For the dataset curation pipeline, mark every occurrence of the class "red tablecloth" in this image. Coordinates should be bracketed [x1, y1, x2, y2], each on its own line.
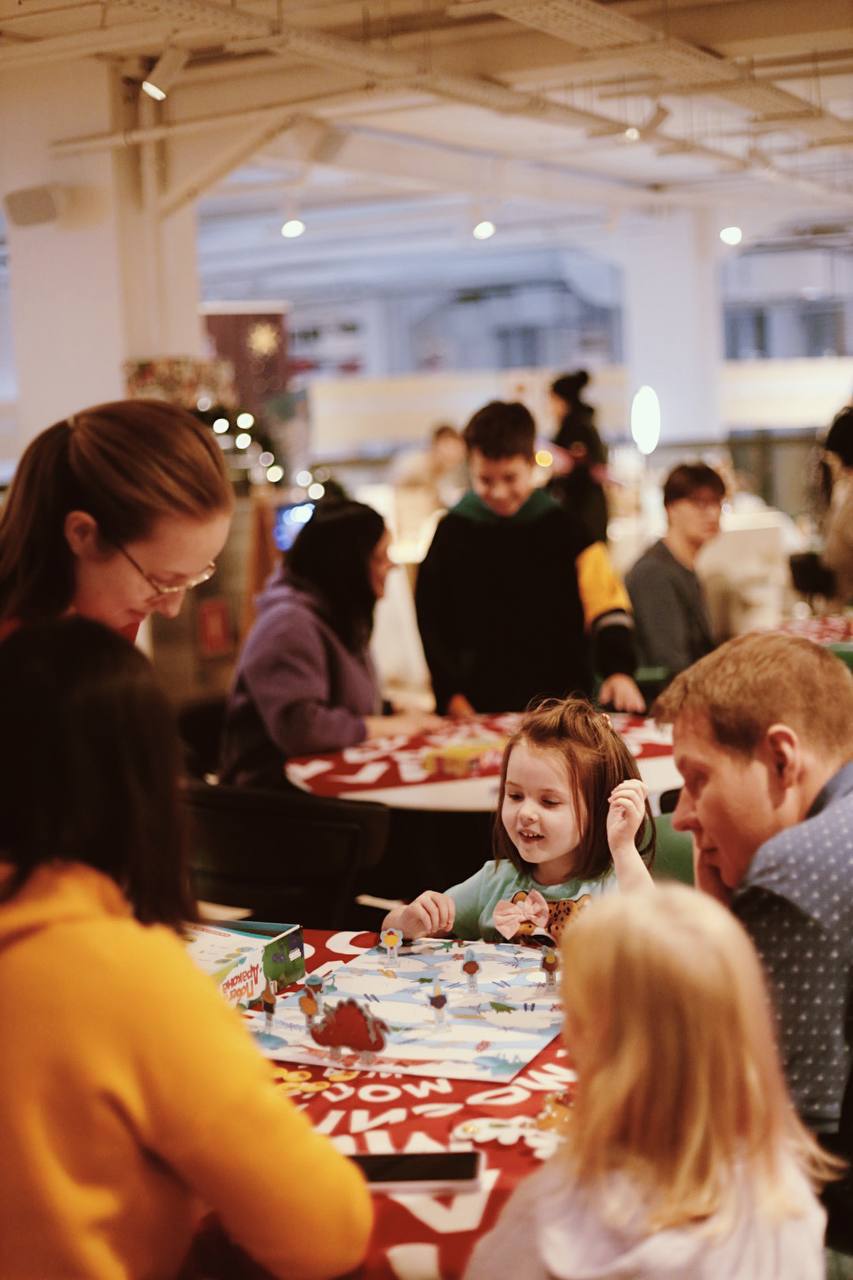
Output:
[288, 713, 674, 800]
[277, 930, 573, 1280]
[777, 615, 853, 645]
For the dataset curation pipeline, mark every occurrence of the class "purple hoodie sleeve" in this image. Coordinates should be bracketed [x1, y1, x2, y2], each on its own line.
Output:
[239, 603, 374, 757]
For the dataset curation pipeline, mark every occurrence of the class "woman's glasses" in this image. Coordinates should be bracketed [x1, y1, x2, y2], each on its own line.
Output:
[114, 543, 216, 598]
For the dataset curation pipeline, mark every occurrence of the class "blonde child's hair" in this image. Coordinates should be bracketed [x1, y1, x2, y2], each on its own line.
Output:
[560, 884, 841, 1231]
[493, 697, 655, 880]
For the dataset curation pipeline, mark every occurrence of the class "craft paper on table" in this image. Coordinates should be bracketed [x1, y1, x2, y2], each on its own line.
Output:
[187, 921, 305, 1008]
[244, 939, 563, 1083]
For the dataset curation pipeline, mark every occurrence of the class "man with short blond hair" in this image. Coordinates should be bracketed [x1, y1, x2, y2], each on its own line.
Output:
[655, 632, 853, 1242]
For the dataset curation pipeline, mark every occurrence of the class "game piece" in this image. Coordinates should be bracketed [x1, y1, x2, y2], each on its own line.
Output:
[261, 980, 276, 1030]
[536, 1089, 573, 1135]
[305, 972, 325, 1010]
[310, 998, 388, 1063]
[380, 927, 401, 962]
[541, 947, 559, 989]
[428, 980, 448, 1024]
[462, 948, 480, 992]
[298, 986, 319, 1026]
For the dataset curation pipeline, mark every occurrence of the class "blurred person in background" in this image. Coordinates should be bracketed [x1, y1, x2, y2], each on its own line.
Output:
[821, 406, 853, 604]
[221, 499, 440, 786]
[416, 401, 644, 718]
[625, 463, 724, 679]
[392, 423, 468, 513]
[547, 370, 609, 545]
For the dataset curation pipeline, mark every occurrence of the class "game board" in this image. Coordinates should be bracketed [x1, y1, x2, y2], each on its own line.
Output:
[243, 939, 563, 1083]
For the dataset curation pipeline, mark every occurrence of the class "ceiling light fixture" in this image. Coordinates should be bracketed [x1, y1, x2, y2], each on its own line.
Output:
[719, 225, 743, 246]
[281, 217, 306, 238]
[141, 47, 188, 101]
[624, 126, 640, 142]
[473, 219, 496, 240]
[631, 386, 661, 455]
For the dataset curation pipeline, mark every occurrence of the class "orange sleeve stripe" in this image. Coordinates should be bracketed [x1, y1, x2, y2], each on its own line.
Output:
[576, 541, 631, 631]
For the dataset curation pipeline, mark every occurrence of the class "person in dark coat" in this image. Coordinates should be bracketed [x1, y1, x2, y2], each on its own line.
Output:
[547, 371, 609, 544]
[415, 400, 644, 718]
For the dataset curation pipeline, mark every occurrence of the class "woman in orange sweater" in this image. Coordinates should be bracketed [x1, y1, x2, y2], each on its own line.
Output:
[0, 618, 372, 1280]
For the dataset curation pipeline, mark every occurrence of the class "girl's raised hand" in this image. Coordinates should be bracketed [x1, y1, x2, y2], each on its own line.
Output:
[397, 890, 456, 940]
[606, 779, 654, 890]
[606, 778, 649, 855]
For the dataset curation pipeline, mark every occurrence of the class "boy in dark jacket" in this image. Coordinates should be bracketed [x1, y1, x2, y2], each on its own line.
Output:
[415, 401, 644, 715]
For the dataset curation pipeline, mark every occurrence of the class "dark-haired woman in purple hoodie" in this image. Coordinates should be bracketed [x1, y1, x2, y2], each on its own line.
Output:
[220, 499, 439, 788]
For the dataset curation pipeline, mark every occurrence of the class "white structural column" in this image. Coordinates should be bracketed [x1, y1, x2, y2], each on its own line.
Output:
[0, 63, 205, 450]
[614, 209, 723, 442]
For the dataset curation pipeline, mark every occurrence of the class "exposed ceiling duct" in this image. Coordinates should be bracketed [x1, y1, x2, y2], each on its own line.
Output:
[450, 0, 853, 155]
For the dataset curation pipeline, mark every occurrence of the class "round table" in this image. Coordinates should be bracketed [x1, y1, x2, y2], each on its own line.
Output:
[286, 712, 682, 814]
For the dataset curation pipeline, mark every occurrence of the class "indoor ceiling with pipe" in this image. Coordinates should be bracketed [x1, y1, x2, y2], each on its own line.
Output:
[2, 0, 852, 300]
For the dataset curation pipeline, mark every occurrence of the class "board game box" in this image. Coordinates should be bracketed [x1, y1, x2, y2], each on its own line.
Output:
[242, 938, 563, 1083]
[187, 921, 305, 1007]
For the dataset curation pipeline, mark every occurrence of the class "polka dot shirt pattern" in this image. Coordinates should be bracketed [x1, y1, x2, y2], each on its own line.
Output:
[734, 762, 853, 1133]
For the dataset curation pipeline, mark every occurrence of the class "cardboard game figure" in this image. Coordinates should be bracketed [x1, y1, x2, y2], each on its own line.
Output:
[298, 986, 319, 1026]
[462, 949, 481, 993]
[310, 998, 389, 1064]
[428, 980, 448, 1024]
[380, 928, 401, 962]
[305, 972, 325, 1010]
[541, 947, 559, 989]
[262, 980, 276, 1030]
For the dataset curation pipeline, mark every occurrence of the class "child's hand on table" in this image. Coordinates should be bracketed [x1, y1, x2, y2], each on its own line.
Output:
[384, 890, 456, 941]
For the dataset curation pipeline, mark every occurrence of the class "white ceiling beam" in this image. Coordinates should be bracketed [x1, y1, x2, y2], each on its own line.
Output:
[264, 124, 656, 208]
[160, 110, 305, 217]
[110, 0, 270, 38]
[0, 19, 175, 68]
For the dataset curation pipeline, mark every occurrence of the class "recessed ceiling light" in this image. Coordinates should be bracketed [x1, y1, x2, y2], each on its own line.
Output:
[281, 218, 306, 238]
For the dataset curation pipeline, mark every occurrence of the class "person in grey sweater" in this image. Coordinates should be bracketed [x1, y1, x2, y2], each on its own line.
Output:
[625, 463, 724, 678]
[220, 500, 438, 788]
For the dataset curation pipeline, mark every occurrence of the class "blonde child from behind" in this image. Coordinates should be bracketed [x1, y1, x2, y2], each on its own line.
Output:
[464, 885, 837, 1280]
[382, 698, 654, 945]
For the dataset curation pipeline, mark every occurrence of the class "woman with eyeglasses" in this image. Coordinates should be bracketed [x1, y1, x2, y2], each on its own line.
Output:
[0, 400, 233, 641]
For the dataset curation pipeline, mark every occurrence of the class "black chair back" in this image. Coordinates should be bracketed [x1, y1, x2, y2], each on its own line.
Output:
[789, 552, 836, 600]
[183, 780, 389, 931]
[177, 695, 227, 779]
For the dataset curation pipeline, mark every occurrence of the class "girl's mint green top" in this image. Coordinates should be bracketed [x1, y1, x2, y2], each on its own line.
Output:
[446, 859, 615, 942]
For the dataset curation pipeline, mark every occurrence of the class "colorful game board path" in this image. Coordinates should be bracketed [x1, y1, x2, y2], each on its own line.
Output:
[286, 712, 682, 812]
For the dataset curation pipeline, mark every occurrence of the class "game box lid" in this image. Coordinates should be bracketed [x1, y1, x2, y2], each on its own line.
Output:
[186, 921, 305, 1007]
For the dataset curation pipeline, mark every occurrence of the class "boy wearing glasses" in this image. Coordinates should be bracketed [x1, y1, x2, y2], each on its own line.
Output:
[625, 462, 724, 679]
